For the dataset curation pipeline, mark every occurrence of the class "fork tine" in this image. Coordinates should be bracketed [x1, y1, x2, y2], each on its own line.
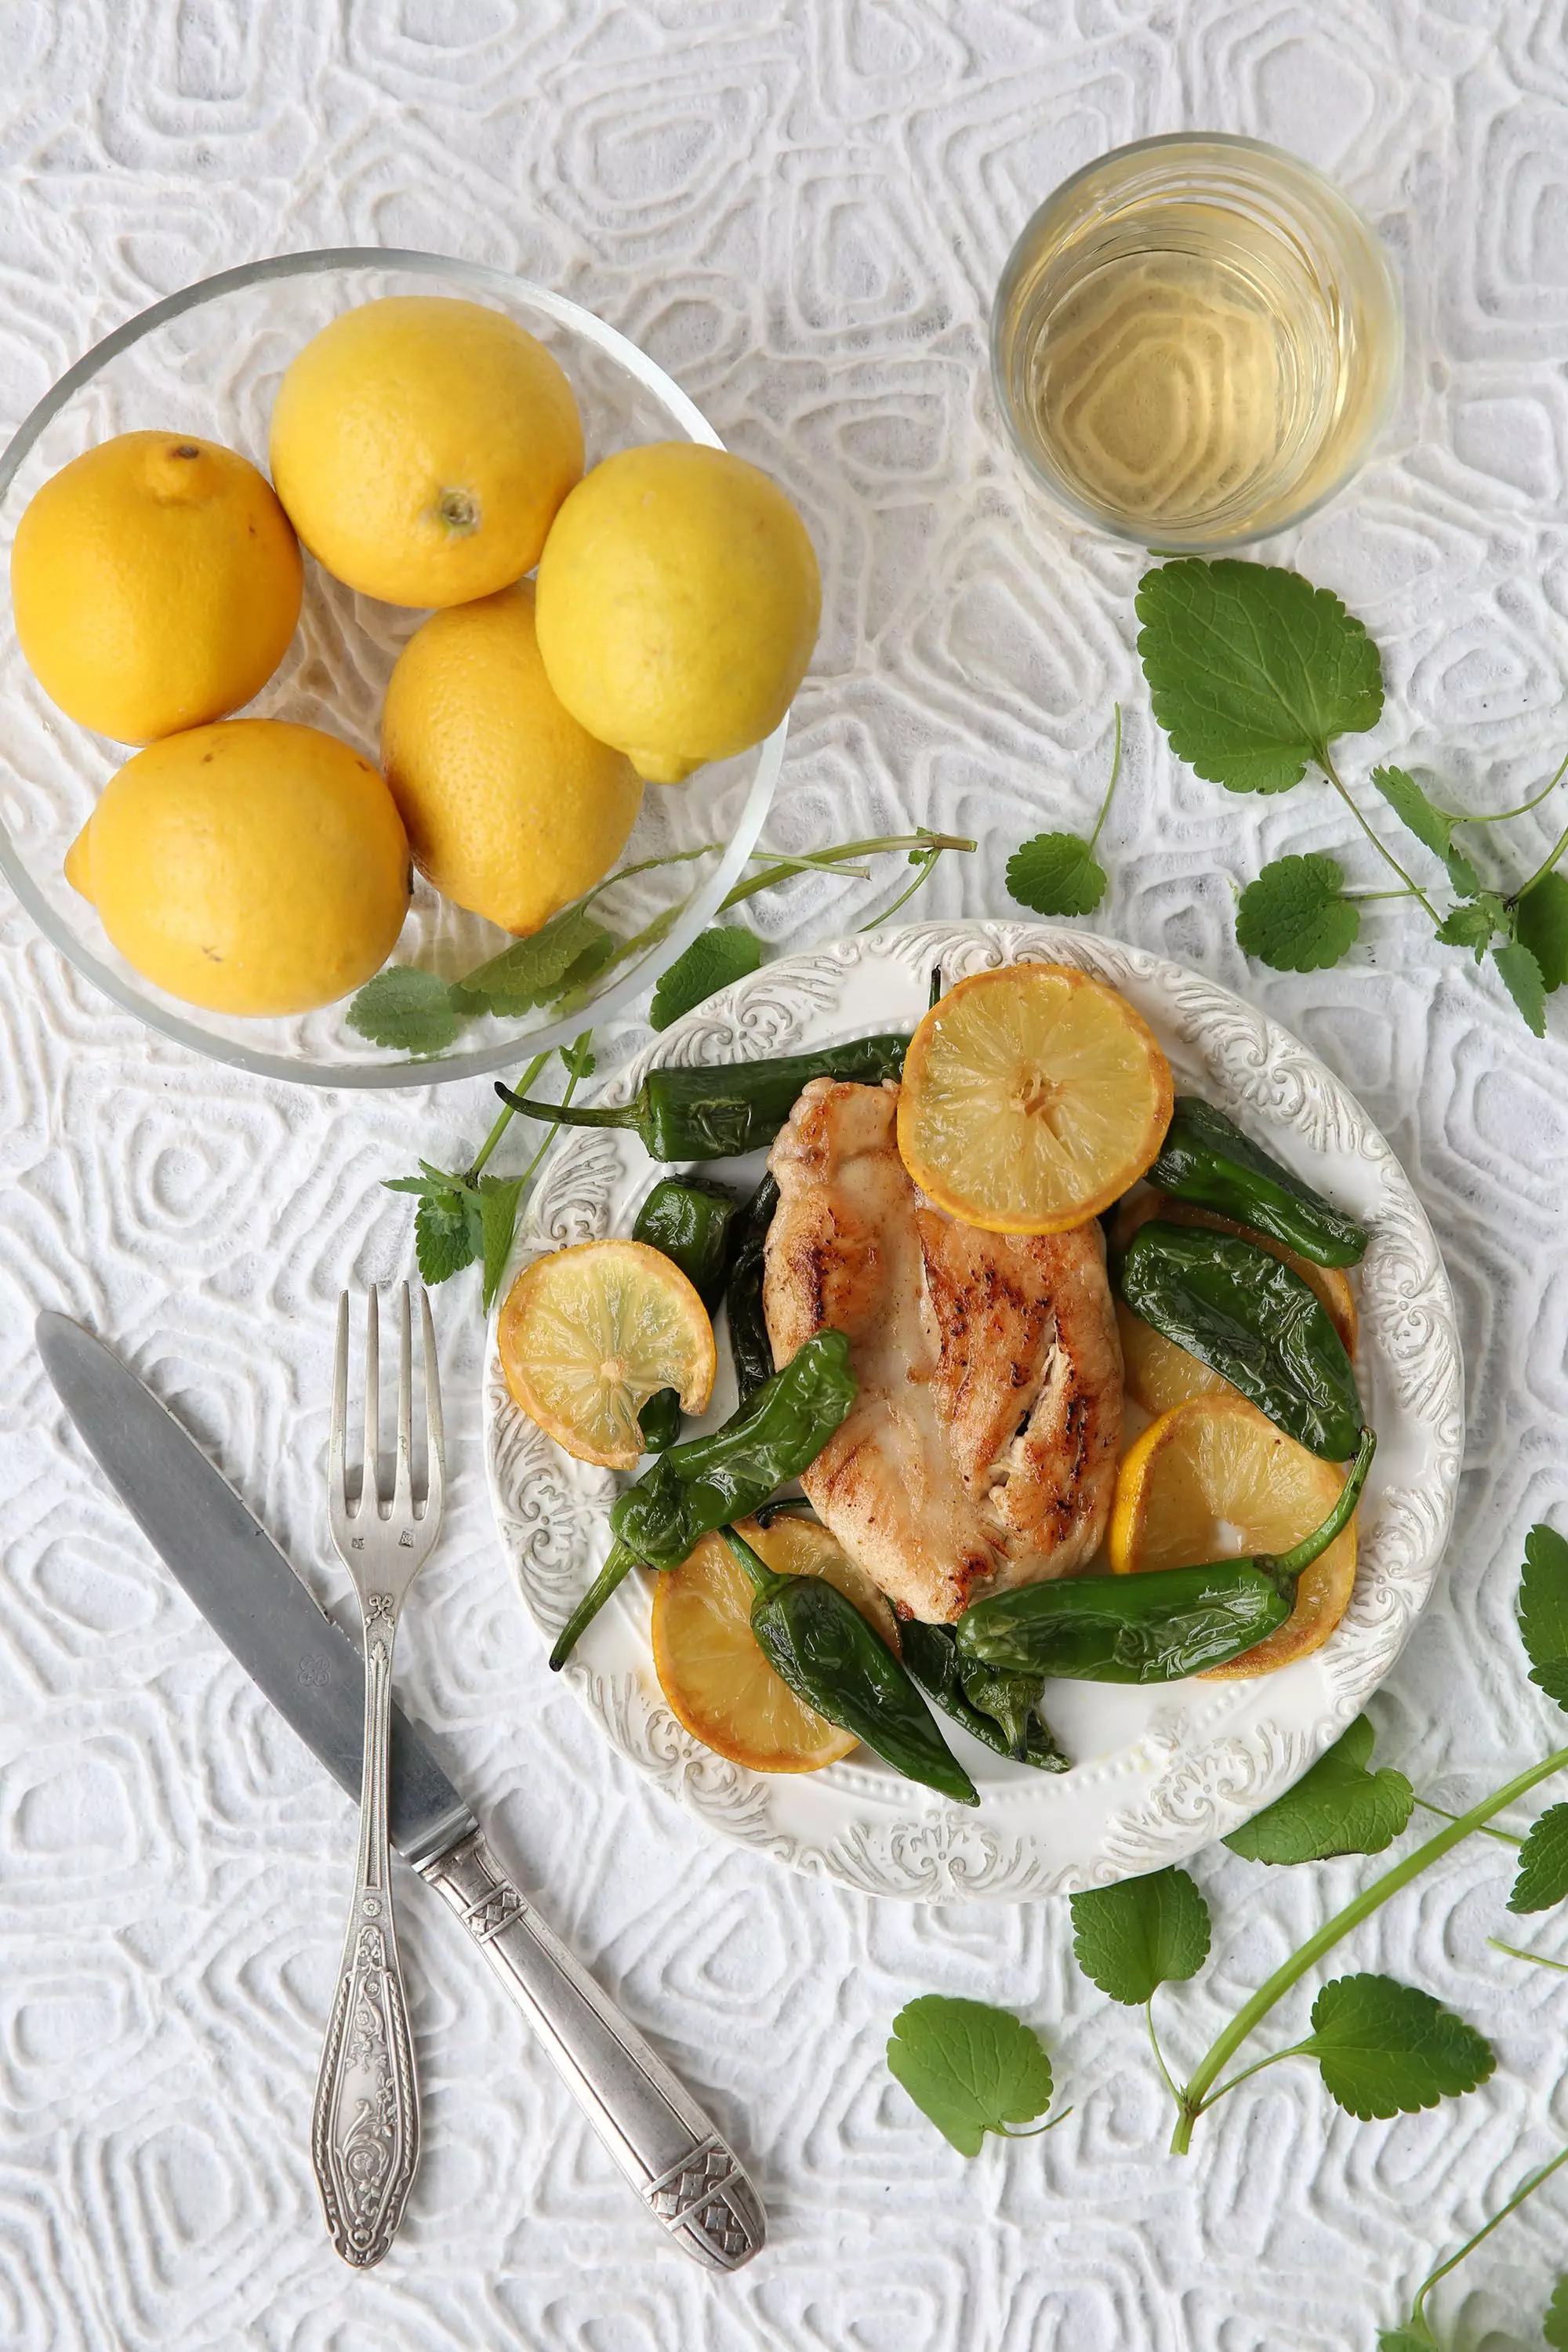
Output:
[364, 1283, 380, 1516]
[330, 1291, 349, 1514]
[393, 1283, 415, 1512]
[421, 1287, 445, 1523]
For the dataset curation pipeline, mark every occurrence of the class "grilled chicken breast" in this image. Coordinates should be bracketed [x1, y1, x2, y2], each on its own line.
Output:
[763, 1077, 1123, 1624]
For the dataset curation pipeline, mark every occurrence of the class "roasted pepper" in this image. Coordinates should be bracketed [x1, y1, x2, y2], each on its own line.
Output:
[1149, 1098, 1367, 1269]
[900, 1619, 1069, 1771]
[724, 1171, 779, 1404]
[1118, 1221, 1363, 1461]
[637, 1388, 682, 1452]
[956, 1428, 1374, 1682]
[632, 1175, 739, 1307]
[496, 1035, 910, 1162]
[720, 1528, 978, 1806]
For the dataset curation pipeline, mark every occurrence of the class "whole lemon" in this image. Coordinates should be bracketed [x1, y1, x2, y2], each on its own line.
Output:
[380, 579, 642, 935]
[10, 430, 303, 743]
[68, 719, 410, 1016]
[269, 297, 583, 608]
[533, 441, 820, 784]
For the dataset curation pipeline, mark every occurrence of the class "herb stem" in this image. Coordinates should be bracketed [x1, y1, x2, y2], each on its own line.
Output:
[999, 2106, 1074, 2140]
[1466, 745, 1568, 826]
[1145, 1996, 1181, 2109]
[1516, 809, 1568, 898]
[1088, 705, 1123, 851]
[1319, 751, 1443, 923]
[1408, 2137, 1568, 2331]
[1488, 1936, 1568, 1973]
[720, 829, 976, 912]
[1343, 887, 1421, 903]
[1192, 2041, 1312, 2116]
[1169, 1741, 1568, 2155]
[466, 1051, 549, 1181]
[1413, 1795, 1523, 1847]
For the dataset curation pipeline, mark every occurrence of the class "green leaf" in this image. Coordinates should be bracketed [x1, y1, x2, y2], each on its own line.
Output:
[1435, 894, 1510, 960]
[1508, 1802, 1568, 1914]
[1069, 1867, 1211, 2005]
[885, 1995, 1054, 2157]
[347, 967, 465, 1054]
[1544, 2276, 1568, 2349]
[1494, 940, 1548, 1036]
[1520, 1524, 1568, 1707]
[559, 1035, 597, 1083]
[1517, 872, 1568, 991]
[1236, 854, 1359, 973]
[648, 926, 764, 1031]
[1223, 1716, 1414, 1864]
[415, 1191, 478, 1286]
[1300, 1974, 1494, 2121]
[1135, 558, 1383, 795]
[1377, 2327, 1437, 2351]
[1005, 830, 1108, 917]
[479, 1176, 526, 1312]
[456, 906, 619, 1014]
[1371, 765, 1456, 861]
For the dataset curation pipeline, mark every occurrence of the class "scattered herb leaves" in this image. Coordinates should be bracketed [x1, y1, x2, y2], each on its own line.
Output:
[1370, 765, 1483, 895]
[1223, 1716, 1414, 1864]
[1508, 1803, 1568, 1915]
[1546, 2278, 1568, 2349]
[1493, 939, 1548, 1037]
[1007, 706, 1122, 919]
[1434, 895, 1510, 959]
[347, 966, 464, 1054]
[1519, 1523, 1568, 1708]
[1298, 1975, 1494, 2122]
[1069, 1867, 1211, 2005]
[1236, 853, 1360, 973]
[649, 926, 764, 1030]
[1518, 872, 1568, 991]
[886, 1996, 1056, 2156]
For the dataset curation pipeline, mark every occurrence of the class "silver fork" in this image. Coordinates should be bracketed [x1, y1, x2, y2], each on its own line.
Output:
[312, 1284, 445, 2268]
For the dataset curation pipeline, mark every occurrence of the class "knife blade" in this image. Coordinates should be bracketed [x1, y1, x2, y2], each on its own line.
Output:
[36, 1311, 764, 2272]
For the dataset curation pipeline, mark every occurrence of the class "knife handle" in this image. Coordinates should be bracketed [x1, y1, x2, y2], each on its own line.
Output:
[418, 1828, 764, 2270]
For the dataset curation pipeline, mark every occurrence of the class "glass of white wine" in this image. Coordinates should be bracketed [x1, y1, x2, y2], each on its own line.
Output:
[991, 133, 1401, 550]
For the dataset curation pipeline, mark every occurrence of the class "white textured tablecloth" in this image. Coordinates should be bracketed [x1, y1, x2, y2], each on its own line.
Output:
[5, 7, 1568, 2347]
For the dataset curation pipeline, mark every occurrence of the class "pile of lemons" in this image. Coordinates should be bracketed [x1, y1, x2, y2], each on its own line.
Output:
[12, 295, 821, 1018]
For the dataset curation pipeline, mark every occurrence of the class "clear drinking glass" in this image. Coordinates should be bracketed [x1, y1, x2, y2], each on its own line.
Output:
[991, 133, 1402, 551]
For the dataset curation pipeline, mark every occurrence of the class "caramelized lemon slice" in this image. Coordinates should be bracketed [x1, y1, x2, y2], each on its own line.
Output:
[897, 963, 1173, 1234]
[1108, 1394, 1359, 1677]
[652, 1515, 898, 1773]
[499, 1239, 715, 1469]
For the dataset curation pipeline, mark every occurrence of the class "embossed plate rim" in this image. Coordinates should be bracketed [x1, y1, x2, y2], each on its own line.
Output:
[483, 921, 1462, 1900]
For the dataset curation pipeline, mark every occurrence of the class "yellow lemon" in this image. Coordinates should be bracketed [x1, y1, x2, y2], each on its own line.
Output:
[534, 441, 820, 783]
[498, 1240, 716, 1469]
[67, 718, 410, 1016]
[379, 579, 641, 935]
[10, 430, 302, 743]
[269, 296, 583, 607]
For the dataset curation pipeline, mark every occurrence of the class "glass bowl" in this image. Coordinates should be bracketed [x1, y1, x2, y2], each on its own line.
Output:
[0, 249, 786, 1087]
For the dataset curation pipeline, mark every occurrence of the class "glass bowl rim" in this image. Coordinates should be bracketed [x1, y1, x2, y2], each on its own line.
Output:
[0, 244, 786, 1090]
[987, 131, 1404, 554]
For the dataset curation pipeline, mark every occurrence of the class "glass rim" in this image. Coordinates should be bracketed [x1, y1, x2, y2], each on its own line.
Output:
[988, 132, 1403, 554]
[0, 245, 786, 1090]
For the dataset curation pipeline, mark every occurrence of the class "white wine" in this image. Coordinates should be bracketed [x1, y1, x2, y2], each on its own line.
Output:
[992, 137, 1400, 550]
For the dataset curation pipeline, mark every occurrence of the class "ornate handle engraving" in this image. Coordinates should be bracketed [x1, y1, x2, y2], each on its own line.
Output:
[313, 1599, 420, 2266]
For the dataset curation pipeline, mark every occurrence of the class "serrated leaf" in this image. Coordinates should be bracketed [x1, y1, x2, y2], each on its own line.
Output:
[886, 1995, 1054, 2157]
[559, 1035, 597, 1082]
[1445, 847, 1484, 896]
[648, 926, 764, 1031]
[383, 1171, 463, 1202]
[1371, 764, 1459, 862]
[1518, 872, 1568, 992]
[1069, 1867, 1211, 2005]
[1006, 830, 1108, 917]
[456, 906, 619, 1014]
[415, 1192, 477, 1286]
[1436, 895, 1509, 960]
[1544, 2275, 1568, 2349]
[1300, 1974, 1494, 2121]
[1377, 2327, 1437, 2352]
[347, 966, 465, 1054]
[1519, 1524, 1568, 1706]
[1135, 558, 1383, 796]
[1223, 1716, 1414, 1864]
[1236, 854, 1359, 973]
[1495, 940, 1548, 1036]
[1508, 1803, 1568, 1914]
[479, 1176, 526, 1312]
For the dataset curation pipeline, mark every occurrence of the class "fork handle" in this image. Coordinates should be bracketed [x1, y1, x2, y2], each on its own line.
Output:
[312, 1595, 420, 2267]
[418, 1828, 765, 2270]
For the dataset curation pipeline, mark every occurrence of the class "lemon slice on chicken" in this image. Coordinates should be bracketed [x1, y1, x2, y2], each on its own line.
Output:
[499, 1240, 714, 1468]
[897, 963, 1173, 1234]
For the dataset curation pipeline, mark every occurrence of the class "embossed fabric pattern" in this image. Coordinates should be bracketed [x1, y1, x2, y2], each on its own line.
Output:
[2, 6, 1567, 2350]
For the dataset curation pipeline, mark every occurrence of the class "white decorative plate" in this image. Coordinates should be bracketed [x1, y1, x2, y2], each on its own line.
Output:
[483, 922, 1462, 1900]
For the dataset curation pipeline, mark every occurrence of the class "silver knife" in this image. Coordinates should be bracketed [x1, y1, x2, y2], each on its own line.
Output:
[36, 1311, 764, 2272]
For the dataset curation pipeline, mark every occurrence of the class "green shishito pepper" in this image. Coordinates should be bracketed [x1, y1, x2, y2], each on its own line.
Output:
[496, 1035, 910, 1162]
[1119, 1221, 1363, 1461]
[548, 1330, 858, 1669]
[1151, 1098, 1368, 1269]
[720, 1528, 979, 1806]
[956, 1427, 1375, 1682]
[725, 1171, 779, 1405]
[632, 1175, 739, 1308]
[637, 1388, 682, 1453]
[899, 1619, 1069, 1772]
